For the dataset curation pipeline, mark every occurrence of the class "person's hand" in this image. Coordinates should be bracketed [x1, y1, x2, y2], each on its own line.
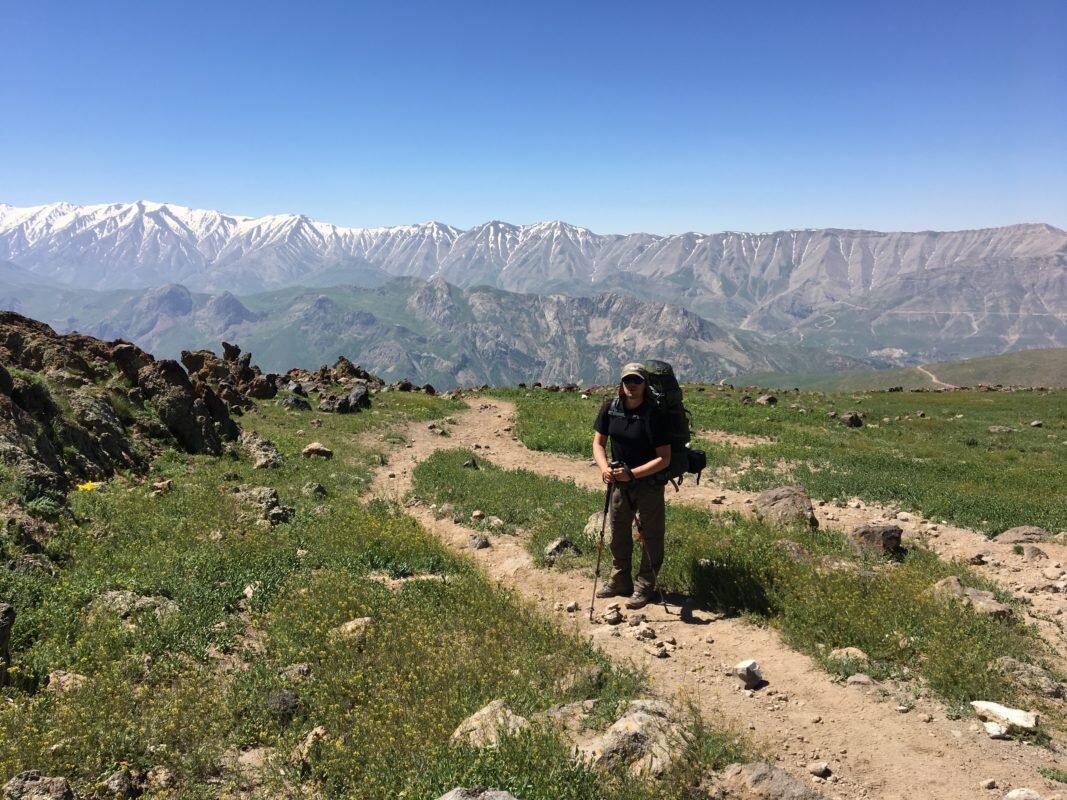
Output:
[611, 467, 632, 482]
[601, 469, 613, 484]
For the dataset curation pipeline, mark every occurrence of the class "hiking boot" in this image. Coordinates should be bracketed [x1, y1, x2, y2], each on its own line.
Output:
[624, 591, 654, 610]
[595, 583, 633, 599]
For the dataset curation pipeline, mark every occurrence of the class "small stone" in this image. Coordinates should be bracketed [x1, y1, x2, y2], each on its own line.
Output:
[565, 601, 579, 613]
[983, 721, 1010, 739]
[1030, 420, 1043, 428]
[808, 761, 831, 777]
[603, 608, 624, 625]
[846, 673, 876, 688]
[302, 482, 327, 497]
[979, 778, 997, 790]
[469, 534, 490, 550]
[471, 510, 485, 520]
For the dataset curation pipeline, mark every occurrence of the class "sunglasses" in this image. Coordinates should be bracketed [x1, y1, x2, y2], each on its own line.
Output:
[621, 375, 645, 385]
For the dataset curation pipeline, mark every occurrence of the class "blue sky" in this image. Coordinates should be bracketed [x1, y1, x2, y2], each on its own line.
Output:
[2, 0, 1064, 234]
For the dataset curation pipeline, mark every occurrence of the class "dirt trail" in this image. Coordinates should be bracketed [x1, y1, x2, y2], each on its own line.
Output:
[368, 397, 1067, 800]
[916, 364, 958, 389]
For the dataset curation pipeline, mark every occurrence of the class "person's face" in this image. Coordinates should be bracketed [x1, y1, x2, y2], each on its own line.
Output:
[621, 374, 646, 401]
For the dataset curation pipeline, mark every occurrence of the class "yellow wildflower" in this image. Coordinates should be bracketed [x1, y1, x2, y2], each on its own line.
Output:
[76, 480, 100, 492]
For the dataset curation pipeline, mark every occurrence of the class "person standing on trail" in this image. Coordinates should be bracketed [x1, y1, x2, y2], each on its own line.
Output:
[592, 362, 671, 609]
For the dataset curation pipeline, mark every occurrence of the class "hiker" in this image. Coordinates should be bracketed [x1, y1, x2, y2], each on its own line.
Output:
[592, 362, 671, 609]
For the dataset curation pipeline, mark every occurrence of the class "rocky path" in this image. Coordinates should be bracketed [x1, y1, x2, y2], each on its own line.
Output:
[369, 397, 1067, 800]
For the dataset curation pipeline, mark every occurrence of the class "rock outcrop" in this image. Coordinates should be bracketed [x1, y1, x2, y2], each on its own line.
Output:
[0, 312, 239, 495]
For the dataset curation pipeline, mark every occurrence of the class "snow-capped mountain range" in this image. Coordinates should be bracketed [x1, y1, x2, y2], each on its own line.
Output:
[2, 200, 1066, 361]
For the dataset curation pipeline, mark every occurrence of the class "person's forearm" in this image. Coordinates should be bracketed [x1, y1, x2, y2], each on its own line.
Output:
[593, 440, 610, 472]
[630, 456, 667, 479]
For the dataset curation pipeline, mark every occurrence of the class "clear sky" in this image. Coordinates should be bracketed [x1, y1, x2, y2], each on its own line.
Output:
[2, 0, 1064, 234]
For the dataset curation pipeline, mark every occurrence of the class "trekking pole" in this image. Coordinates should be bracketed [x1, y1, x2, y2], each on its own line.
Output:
[589, 477, 615, 621]
[632, 507, 672, 615]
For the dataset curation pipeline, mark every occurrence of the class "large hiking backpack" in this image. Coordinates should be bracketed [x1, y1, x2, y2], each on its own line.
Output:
[608, 359, 706, 489]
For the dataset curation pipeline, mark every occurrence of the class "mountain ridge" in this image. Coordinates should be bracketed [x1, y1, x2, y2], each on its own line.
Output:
[2, 200, 1066, 365]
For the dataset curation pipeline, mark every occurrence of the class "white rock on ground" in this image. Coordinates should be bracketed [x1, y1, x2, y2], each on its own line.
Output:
[451, 700, 530, 748]
[983, 721, 1010, 739]
[971, 701, 1039, 730]
[1003, 789, 1043, 800]
[438, 790, 519, 800]
[735, 659, 764, 689]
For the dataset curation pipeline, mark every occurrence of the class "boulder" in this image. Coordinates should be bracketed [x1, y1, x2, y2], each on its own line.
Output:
[755, 394, 777, 406]
[932, 577, 1012, 619]
[533, 699, 600, 733]
[544, 537, 580, 564]
[840, 411, 863, 427]
[583, 511, 606, 539]
[94, 590, 178, 622]
[1003, 790, 1043, 800]
[240, 431, 283, 469]
[971, 701, 1038, 731]
[848, 524, 903, 554]
[580, 700, 685, 777]
[704, 761, 823, 800]
[301, 442, 333, 459]
[2, 771, 77, 800]
[754, 486, 818, 529]
[734, 659, 764, 689]
[277, 395, 312, 411]
[233, 485, 294, 525]
[994, 657, 1064, 698]
[994, 526, 1048, 544]
[451, 700, 530, 748]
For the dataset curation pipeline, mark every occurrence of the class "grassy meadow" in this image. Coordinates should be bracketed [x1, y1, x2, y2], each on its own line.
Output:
[411, 447, 1054, 717]
[0, 392, 746, 799]
[493, 385, 1067, 536]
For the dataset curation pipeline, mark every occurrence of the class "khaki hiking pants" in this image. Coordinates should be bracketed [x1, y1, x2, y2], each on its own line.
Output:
[608, 479, 665, 595]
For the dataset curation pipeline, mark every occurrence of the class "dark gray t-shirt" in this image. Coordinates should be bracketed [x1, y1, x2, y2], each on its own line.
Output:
[593, 398, 669, 469]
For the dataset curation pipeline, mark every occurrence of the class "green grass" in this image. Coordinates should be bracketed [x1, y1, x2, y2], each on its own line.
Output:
[492, 386, 1067, 536]
[2, 392, 746, 798]
[411, 447, 1049, 716]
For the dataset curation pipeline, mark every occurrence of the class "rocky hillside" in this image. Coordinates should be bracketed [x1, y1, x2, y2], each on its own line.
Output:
[0, 312, 240, 496]
[26, 280, 875, 387]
